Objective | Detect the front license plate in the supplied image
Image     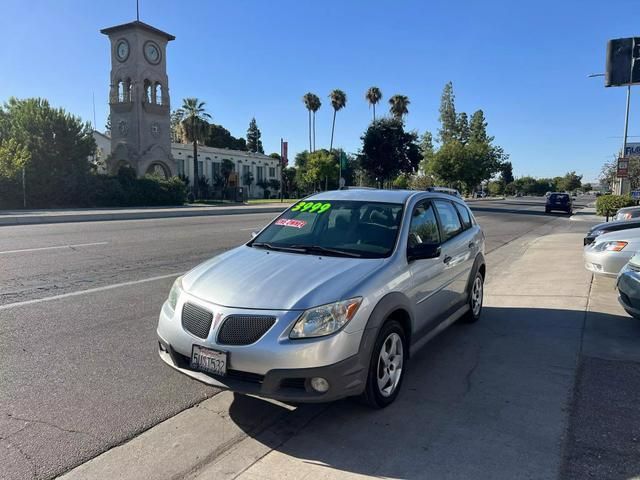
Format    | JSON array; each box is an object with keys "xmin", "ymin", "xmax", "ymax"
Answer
[{"xmin": 191, "ymin": 345, "xmax": 227, "ymax": 376}]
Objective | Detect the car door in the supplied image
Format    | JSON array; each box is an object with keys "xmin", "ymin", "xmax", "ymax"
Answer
[
  {"xmin": 406, "ymin": 200, "xmax": 451, "ymax": 337},
  {"xmin": 433, "ymin": 199, "xmax": 472, "ymax": 308}
]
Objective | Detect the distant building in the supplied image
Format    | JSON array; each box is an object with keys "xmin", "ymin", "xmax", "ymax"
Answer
[{"xmin": 92, "ymin": 131, "xmax": 281, "ymax": 199}]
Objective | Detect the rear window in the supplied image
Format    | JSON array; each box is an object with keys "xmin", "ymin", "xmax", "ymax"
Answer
[
  {"xmin": 454, "ymin": 203, "xmax": 472, "ymax": 230},
  {"xmin": 549, "ymin": 194, "xmax": 569, "ymax": 201}
]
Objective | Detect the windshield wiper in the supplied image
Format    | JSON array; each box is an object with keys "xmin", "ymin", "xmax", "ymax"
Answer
[
  {"xmin": 289, "ymin": 244, "xmax": 362, "ymax": 258},
  {"xmin": 251, "ymin": 242, "xmax": 306, "ymax": 253}
]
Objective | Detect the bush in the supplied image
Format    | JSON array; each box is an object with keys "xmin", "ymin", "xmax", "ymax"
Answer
[{"xmin": 595, "ymin": 194, "xmax": 635, "ymax": 216}]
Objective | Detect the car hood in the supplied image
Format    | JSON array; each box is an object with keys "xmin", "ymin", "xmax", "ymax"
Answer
[
  {"xmin": 593, "ymin": 227, "xmax": 640, "ymax": 243},
  {"xmin": 182, "ymin": 245, "xmax": 387, "ymax": 310},
  {"xmin": 588, "ymin": 219, "xmax": 640, "ymax": 235}
]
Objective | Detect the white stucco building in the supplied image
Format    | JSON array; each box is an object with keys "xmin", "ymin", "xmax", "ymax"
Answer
[{"xmin": 92, "ymin": 131, "xmax": 282, "ymax": 199}]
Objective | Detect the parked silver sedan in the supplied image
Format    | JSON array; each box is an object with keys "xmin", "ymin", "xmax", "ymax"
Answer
[
  {"xmin": 584, "ymin": 228, "xmax": 640, "ymax": 276},
  {"xmin": 157, "ymin": 189, "xmax": 486, "ymax": 408},
  {"xmin": 614, "ymin": 206, "xmax": 640, "ymax": 221}
]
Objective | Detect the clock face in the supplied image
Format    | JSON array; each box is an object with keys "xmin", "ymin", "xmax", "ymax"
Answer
[
  {"xmin": 144, "ymin": 41, "xmax": 161, "ymax": 64},
  {"xmin": 115, "ymin": 39, "xmax": 129, "ymax": 62}
]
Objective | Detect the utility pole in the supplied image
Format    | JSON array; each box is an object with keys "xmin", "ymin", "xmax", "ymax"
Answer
[{"xmin": 22, "ymin": 166, "xmax": 26, "ymax": 208}]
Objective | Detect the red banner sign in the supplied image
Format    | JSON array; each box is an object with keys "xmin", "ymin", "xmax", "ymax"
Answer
[{"xmin": 618, "ymin": 158, "xmax": 629, "ymax": 178}]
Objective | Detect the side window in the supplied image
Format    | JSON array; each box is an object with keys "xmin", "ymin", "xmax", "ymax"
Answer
[
  {"xmin": 408, "ymin": 202, "xmax": 440, "ymax": 248},
  {"xmin": 434, "ymin": 200, "xmax": 463, "ymax": 241},
  {"xmin": 454, "ymin": 203, "xmax": 472, "ymax": 230}
]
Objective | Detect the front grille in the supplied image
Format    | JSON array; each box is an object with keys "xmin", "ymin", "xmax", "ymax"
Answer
[
  {"xmin": 182, "ymin": 303, "xmax": 213, "ymax": 339},
  {"xmin": 217, "ymin": 315, "xmax": 276, "ymax": 346}
]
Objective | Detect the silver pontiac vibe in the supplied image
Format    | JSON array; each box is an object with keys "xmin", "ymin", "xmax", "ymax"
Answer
[{"xmin": 157, "ymin": 189, "xmax": 485, "ymax": 408}]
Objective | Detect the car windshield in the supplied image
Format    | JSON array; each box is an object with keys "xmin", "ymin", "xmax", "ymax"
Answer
[{"xmin": 251, "ymin": 200, "xmax": 404, "ymax": 258}]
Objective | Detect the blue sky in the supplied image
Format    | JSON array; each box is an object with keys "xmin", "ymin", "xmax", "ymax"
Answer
[{"xmin": 1, "ymin": 0, "xmax": 638, "ymax": 182}]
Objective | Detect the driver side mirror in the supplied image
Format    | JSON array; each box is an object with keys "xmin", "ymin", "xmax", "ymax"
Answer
[{"xmin": 407, "ymin": 243, "xmax": 441, "ymax": 262}]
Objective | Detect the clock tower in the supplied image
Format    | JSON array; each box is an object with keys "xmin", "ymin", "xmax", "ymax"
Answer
[{"xmin": 100, "ymin": 21, "xmax": 176, "ymax": 177}]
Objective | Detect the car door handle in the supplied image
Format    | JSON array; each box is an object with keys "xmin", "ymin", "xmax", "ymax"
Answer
[{"xmin": 443, "ymin": 255, "xmax": 452, "ymax": 264}]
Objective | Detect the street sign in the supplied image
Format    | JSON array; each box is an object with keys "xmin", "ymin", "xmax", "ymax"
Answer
[
  {"xmin": 617, "ymin": 158, "xmax": 629, "ymax": 178},
  {"xmin": 340, "ymin": 151, "xmax": 348, "ymax": 169},
  {"xmin": 624, "ymin": 142, "xmax": 640, "ymax": 157},
  {"xmin": 632, "ymin": 190, "xmax": 640, "ymax": 200}
]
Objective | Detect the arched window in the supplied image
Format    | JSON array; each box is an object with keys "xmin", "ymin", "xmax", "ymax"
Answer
[
  {"xmin": 117, "ymin": 80, "xmax": 125, "ymax": 102},
  {"xmin": 144, "ymin": 80, "xmax": 152, "ymax": 103},
  {"xmin": 125, "ymin": 78, "xmax": 132, "ymax": 102},
  {"xmin": 154, "ymin": 82, "xmax": 163, "ymax": 105}
]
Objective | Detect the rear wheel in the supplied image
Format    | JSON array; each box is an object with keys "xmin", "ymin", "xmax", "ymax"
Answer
[
  {"xmin": 461, "ymin": 271, "xmax": 484, "ymax": 323},
  {"xmin": 360, "ymin": 320, "xmax": 407, "ymax": 409}
]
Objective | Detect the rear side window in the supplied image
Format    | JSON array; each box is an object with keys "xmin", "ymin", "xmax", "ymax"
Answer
[
  {"xmin": 434, "ymin": 200, "xmax": 463, "ymax": 241},
  {"xmin": 454, "ymin": 203, "xmax": 472, "ymax": 230}
]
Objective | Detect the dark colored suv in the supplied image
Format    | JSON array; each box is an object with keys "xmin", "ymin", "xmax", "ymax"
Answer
[{"xmin": 545, "ymin": 193, "xmax": 572, "ymax": 214}]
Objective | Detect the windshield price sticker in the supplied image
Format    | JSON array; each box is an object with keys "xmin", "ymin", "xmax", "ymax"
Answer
[
  {"xmin": 275, "ymin": 218, "xmax": 307, "ymax": 228},
  {"xmin": 290, "ymin": 201, "xmax": 331, "ymax": 213}
]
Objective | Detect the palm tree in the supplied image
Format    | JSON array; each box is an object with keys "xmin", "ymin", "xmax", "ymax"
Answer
[
  {"xmin": 365, "ymin": 86, "xmax": 383, "ymax": 122},
  {"xmin": 302, "ymin": 93, "xmax": 314, "ymax": 152},
  {"xmin": 388, "ymin": 94, "xmax": 410, "ymax": 121},
  {"xmin": 329, "ymin": 89, "xmax": 347, "ymax": 151},
  {"xmin": 181, "ymin": 98, "xmax": 211, "ymax": 198},
  {"xmin": 309, "ymin": 94, "xmax": 321, "ymax": 152}
]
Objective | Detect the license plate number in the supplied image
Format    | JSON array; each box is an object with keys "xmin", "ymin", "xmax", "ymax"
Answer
[{"xmin": 191, "ymin": 345, "xmax": 227, "ymax": 376}]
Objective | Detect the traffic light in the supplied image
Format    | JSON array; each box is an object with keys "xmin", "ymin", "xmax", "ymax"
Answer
[{"xmin": 605, "ymin": 37, "xmax": 640, "ymax": 87}]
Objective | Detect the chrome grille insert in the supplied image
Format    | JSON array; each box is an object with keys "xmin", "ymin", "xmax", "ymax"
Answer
[
  {"xmin": 217, "ymin": 315, "xmax": 276, "ymax": 346},
  {"xmin": 182, "ymin": 303, "xmax": 213, "ymax": 339}
]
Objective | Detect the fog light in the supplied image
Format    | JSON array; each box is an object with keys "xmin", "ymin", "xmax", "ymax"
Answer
[
  {"xmin": 310, "ymin": 377, "xmax": 330, "ymax": 393},
  {"xmin": 159, "ymin": 342, "xmax": 167, "ymax": 352}
]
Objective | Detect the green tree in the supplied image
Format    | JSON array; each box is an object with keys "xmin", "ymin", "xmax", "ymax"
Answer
[
  {"xmin": 469, "ymin": 109, "xmax": 492, "ymax": 144},
  {"xmin": 282, "ymin": 166, "xmax": 297, "ymax": 197},
  {"xmin": 409, "ymin": 173, "xmax": 434, "ymax": 190},
  {"xmin": 0, "ymin": 97, "xmax": 95, "ymax": 207},
  {"xmin": 180, "ymin": 98, "xmax": 211, "ymax": 198},
  {"xmin": 500, "ymin": 161, "xmax": 514, "ymax": 184},
  {"xmin": 246, "ymin": 117, "xmax": 264, "ymax": 153},
  {"xmin": 438, "ymin": 82, "xmax": 457, "ymax": 144},
  {"xmin": 329, "ymin": 89, "xmax": 347, "ymax": 151},
  {"xmin": 206, "ymin": 123, "xmax": 247, "ymax": 151},
  {"xmin": 388, "ymin": 94, "xmax": 410, "ymax": 121},
  {"xmin": 556, "ymin": 171, "xmax": 582, "ymax": 192},
  {"xmin": 304, "ymin": 149, "xmax": 339, "ymax": 191},
  {"xmin": 457, "ymin": 112, "xmax": 469, "ymax": 144},
  {"xmin": 0, "ymin": 138, "xmax": 30, "ymax": 178},
  {"xmin": 365, "ymin": 86, "xmax": 383, "ymax": 122},
  {"xmin": 359, "ymin": 118, "xmax": 421, "ymax": 187},
  {"xmin": 303, "ymin": 93, "xmax": 321, "ymax": 152}
]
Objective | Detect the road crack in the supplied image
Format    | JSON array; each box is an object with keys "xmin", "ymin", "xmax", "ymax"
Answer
[
  {"xmin": 0, "ymin": 436, "xmax": 37, "ymax": 478},
  {"xmin": 5, "ymin": 413, "xmax": 98, "ymax": 441}
]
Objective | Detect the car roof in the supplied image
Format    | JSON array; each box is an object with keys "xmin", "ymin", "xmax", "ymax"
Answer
[
  {"xmin": 305, "ymin": 188, "xmax": 467, "ymax": 205},
  {"xmin": 618, "ymin": 206, "xmax": 640, "ymax": 212},
  {"xmin": 305, "ymin": 189, "xmax": 419, "ymax": 204}
]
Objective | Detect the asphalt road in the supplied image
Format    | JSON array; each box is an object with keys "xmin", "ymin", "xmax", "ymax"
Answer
[{"xmin": 0, "ymin": 197, "xmax": 589, "ymax": 480}]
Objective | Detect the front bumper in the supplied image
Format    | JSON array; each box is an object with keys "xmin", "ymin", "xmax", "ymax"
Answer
[
  {"xmin": 584, "ymin": 248, "xmax": 632, "ymax": 277},
  {"xmin": 157, "ymin": 333, "xmax": 372, "ymax": 402},
  {"xmin": 156, "ymin": 295, "xmax": 376, "ymax": 403}
]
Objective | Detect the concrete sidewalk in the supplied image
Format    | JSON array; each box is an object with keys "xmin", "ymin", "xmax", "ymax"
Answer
[
  {"xmin": 59, "ymin": 226, "xmax": 612, "ymax": 480},
  {"xmin": 570, "ymin": 206, "xmax": 605, "ymax": 223},
  {"xmin": 0, "ymin": 203, "xmax": 292, "ymax": 227}
]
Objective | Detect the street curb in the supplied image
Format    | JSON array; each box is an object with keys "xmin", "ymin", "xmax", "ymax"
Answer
[{"xmin": 0, "ymin": 205, "xmax": 291, "ymax": 227}]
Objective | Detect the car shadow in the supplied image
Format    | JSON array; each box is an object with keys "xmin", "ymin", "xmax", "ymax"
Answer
[
  {"xmin": 226, "ymin": 306, "xmax": 640, "ymax": 480},
  {"xmin": 470, "ymin": 206, "xmax": 566, "ymax": 217}
]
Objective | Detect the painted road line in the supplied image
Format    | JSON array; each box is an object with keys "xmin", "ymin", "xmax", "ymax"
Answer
[
  {"xmin": 0, "ymin": 242, "xmax": 108, "ymax": 255},
  {"xmin": 0, "ymin": 272, "xmax": 181, "ymax": 311}
]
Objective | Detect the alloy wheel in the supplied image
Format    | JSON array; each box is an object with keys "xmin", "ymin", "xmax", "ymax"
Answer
[
  {"xmin": 376, "ymin": 332, "xmax": 404, "ymax": 397},
  {"xmin": 471, "ymin": 275, "xmax": 483, "ymax": 317}
]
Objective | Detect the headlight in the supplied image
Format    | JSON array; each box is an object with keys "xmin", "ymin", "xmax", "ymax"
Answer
[
  {"xmin": 594, "ymin": 241, "xmax": 628, "ymax": 252},
  {"xmin": 290, "ymin": 298, "xmax": 362, "ymax": 339},
  {"xmin": 166, "ymin": 276, "xmax": 183, "ymax": 311}
]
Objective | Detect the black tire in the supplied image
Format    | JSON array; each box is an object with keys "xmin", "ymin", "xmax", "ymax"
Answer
[
  {"xmin": 460, "ymin": 270, "xmax": 484, "ymax": 323},
  {"xmin": 360, "ymin": 320, "xmax": 408, "ymax": 409}
]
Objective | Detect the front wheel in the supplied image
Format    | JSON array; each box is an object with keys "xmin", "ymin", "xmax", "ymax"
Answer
[
  {"xmin": 360, "ymin": 320, "xmax": 407, "ymax": 409},
  {"xmin": 461, "ymin": 271, "xmax": 484, "ymax": 323}
]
